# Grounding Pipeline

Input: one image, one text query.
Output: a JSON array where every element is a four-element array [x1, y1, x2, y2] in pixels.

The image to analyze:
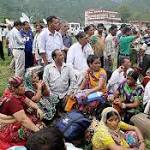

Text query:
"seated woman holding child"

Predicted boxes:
[[0, 76, 44, 149], [113, 70, 144, 123], [24, 69, 59, 123], [92, 107, 145, 150]]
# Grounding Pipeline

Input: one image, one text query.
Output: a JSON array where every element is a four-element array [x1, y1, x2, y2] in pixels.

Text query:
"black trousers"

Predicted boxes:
[[142, 54, 150, 75], [0, 41, 5, 60], [25, 51, 33, 69]]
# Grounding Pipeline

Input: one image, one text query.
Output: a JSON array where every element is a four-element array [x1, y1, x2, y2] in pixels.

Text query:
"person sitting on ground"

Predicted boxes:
[[142, 68, 150, 87], [107, 58, 132, 94], [143, 69, 150, 114], [92, 107, 145, 150], [26, 127, 82, 150], [0, 76, 44, 149], [43, 49, 77, 112], [80, 54, 107, 96], [113, 70, 144, 123], [143, 81, 150, 114], [24, 69, 59, 124], [76, 55, 107, 115]]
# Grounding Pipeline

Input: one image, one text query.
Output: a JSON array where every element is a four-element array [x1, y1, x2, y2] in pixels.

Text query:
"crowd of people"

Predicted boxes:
[[0, 15, 150, 150]]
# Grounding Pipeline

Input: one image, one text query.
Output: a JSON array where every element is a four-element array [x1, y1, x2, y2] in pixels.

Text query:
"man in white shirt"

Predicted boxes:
[[38, 16, 65, 65], [144, 81, 150, 114], [141, 27, 150, 75], [32, 24, 43, 65], [67, 32, 93, 76], [11, 21, 26, 77], [43, 49, 77, 100], [5, 24, 12, 56], [107, 58, 132, 94]]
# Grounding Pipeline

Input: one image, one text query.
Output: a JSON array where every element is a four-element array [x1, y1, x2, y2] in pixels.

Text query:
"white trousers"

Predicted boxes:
[[13, 49, 25, 77]]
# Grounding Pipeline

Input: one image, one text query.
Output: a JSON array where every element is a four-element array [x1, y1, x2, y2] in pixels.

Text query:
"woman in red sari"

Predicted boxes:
[[0, 76, 44, 149]]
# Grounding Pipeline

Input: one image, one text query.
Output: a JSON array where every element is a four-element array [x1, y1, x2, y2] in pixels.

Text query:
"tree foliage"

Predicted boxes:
[[0, 0, 149, 23]]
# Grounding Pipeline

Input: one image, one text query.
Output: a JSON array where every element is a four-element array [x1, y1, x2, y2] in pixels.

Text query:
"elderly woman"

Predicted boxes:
[[113, 70, 144, 123], [24, 70, 59, 123], [92, 107, 145, 150], [0, 76, 44, 149]]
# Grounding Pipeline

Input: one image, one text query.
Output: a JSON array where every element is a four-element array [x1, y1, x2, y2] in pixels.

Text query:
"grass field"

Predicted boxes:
[[0, 48, 13, 96]]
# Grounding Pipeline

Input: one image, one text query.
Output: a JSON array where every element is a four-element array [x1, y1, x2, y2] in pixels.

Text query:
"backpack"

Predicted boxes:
[[55, 110, 91, 141]]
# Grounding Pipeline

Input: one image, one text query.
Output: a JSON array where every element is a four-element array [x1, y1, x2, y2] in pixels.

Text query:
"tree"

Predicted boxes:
[[117, 5, 131, 23]]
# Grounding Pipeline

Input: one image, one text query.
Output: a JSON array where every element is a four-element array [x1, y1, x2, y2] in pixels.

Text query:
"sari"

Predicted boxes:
[[74, 68, 107, 115], [92, 107, 140, 150], [24, 71, 59, 121], [92, 107, 130, 150], [86, 68, 107, 95], [0, 95, 41, 149]]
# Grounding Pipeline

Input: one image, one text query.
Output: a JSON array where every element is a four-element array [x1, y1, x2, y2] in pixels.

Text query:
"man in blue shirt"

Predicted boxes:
[[20, 21, 34, 69]]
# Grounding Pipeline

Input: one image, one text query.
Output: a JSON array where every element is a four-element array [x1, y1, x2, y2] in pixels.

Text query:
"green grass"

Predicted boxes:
[[0, 48, 13, 96]]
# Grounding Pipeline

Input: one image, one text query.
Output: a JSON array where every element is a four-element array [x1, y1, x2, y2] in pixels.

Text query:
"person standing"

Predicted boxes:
[[38, 16, 65, 65], [6, 25, 13, 56], [20, 21, 34, 69], [67, 32, 94, 76], [11, 21, 25, 77], [118, 26, 139, 65], [60, 21, 72, 61], [60, 21, 72, 49], [90, 24, 105, 67], [140, 26, 150, 75], [32, 24, 43, 65], [0, 27, 5, 60], [5, 24, 12, 56], [104, 25, 118, 71]]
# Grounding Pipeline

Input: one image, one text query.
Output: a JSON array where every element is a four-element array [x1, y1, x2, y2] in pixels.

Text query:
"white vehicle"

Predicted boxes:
[[68, 22, 81, 35]]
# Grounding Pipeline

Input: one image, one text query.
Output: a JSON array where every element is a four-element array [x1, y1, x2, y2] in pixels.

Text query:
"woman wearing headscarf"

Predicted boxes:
[[113, 70, 144, 122], [24, 70, 59, 123], [0, 76, 44, 149], [92, 107, 145, 150]]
